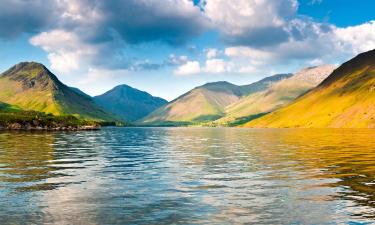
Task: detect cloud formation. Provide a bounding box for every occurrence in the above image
[202,0,298,46]
[1,0,375,79]
[198,0,375,76]
[0,0,60,39]
[174,61,201,75]
[101,0,208,45]
[27,0,208,74]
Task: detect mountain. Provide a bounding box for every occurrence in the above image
[70,86,92,99]
[140,74,292,126]
[245,49,375,128]
[0,62,116,121]
[211,65,336,126]
[94,84,167,121]
[238,73,293,94]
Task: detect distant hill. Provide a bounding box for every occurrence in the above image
[70,86,92,99]
[139,74,291,126]
[245,49,375,128]
[0,62,116,121]
[94,84,167,121]
[211,65,336,126]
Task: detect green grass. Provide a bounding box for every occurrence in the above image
[0,102,21,112]
[0,110,100,129]
[0,62,120,123]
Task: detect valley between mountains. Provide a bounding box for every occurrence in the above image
[1,49,375,129]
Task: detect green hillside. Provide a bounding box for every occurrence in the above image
[210,65,335,126]
[245,49,375,128]
[0,62,116,122]
[139,74,291,126]
[0,102,21,112]
[0,101,99,130]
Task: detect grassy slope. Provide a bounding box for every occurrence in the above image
[0,102,22,112]
[140,82,243,125]
[210,66,335,126]
[0,101,98,128]
[212,82,312,126]
[0,62,117,122]
[245,49,375,128]
[140,75,292,126]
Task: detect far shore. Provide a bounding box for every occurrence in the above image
[0,123,101,131]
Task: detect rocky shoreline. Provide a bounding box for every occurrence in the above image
[0,123,101,131]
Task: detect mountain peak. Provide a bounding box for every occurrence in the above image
[245,49,375,128]
[102,84,150,98]
[4,62,49,75]
[1,62,59,89]
[94,84,167,121]
[320,48,375,87]
[0,62,116,121]
[15,61,45,68]
[290,64,336,85]
[201,81,234,87]
[112,84,132,90]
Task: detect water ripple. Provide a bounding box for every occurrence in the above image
[0,128,375,224]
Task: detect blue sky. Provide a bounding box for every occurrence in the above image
[0,0,374,101]
[298,0,375,26]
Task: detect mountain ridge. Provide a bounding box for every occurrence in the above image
[207,65,336,126]
[0,62,117,122]
[245,49,375,128]
[139,73,292,126]
[94,84,168,121]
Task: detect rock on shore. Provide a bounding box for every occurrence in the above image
[0,123,101,131]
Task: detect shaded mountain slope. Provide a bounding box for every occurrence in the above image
[94,84,167,121]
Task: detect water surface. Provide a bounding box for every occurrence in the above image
[0,128,375,224]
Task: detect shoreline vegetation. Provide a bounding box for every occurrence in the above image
[0,110,103,131]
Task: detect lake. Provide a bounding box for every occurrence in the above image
[0,127,374,224]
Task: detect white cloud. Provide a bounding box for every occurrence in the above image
[203,0,298,46]
[174,58,236,75]
[27,0,209,76]
[225,47,274,60]
[78,67,127,85]
[203,0,297,33]
[205,48,220,59]
[168,54,189,65]
[202,0,375,71]
[30,30,97,73]
[204,58,232,73]
[218,16,375,75]
[335,21,375,54]
[174,61,201,75]
[22,0,375,84]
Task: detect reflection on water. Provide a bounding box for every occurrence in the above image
[0,128,375,224]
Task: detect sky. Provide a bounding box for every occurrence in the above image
[0,0,374,101]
